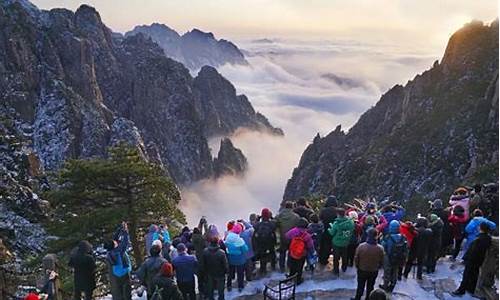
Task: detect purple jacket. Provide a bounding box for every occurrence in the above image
[285,227,315,254]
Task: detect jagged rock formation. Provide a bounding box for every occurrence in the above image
[213,138,248,177]
[0,1,280,186]
[126,23,248,70]
[284,20,499,203]
[194,66,284,137]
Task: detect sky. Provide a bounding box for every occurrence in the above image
[31,0,497,49]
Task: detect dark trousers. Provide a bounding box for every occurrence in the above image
[347,242,358,266]
[109,273,131,300]
[332,246,348,274]
[227,264,245,289]
[319,231,332,265]
[382,257,399,289]
[426,244,439,273]
[278,239,289,271]
[452,238,464,259]
[403,254,424,279]
[207,276,225,300]
[245,258,255,281]
[457,264,480,294]
[178,281,196,300]
[74,288,93,300]
[288,256,306,282]
[354,270,378,300]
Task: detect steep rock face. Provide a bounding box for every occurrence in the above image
[126,24,247,70]
[213,138,248,177]
[1,1,280,186]
[284,21,499,203]
[193,66,284,137]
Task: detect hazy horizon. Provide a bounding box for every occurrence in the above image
[31,1,497,50]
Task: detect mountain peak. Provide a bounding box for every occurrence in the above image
[185,28,215,39]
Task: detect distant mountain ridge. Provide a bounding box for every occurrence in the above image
[284,20,499,204]
[125,23,248,70]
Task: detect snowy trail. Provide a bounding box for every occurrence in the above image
[101,257,492,300]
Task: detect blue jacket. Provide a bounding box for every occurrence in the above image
[382,208,405,234]
[172,253,198,283]
[381,220,405,257]
[224,232,249,266]
[464,217,496,252]
[107,231,131,277]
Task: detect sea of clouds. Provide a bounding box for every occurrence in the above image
[180,38,440,229]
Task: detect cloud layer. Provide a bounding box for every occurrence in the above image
[180,38,439,229]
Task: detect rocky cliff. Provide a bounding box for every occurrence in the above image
[284,20,499,204]
[214,138,248,177]
[0,1,279,185]
[126,23,248,71]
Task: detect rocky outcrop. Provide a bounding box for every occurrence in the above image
[126,23,248,70]
[193,66,284,137]
[214,138,248,177]
[0,1,280,186]
[284,20,499,203]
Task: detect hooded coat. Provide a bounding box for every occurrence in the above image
[68,241,96,291]
[201,242,228,278]
[240,221,255,259]
[151,264,183,300]
[449,194,471,219]
[145,225,159,255]
[224,232,249,266]
[328,216,355,248]
[381,221,407,261]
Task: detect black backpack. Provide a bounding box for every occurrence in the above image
[254,221,275,248]
[389,235,408,265]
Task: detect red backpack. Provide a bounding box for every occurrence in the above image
[289,231,307,259]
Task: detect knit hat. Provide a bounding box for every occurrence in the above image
[231,223,243,235]
[261,208,272,220]
[348,211,359,220]
[473,209,483,217]
[416,217,428,228]
[152,239,162,249]
[430,214,439,222]
[207,224,220,240]
[227,220,235,231]
[432,199,443,209]
[160,262,174,277]
[176,243,187,253]
[365,215,375,225]
[325,195,338,207]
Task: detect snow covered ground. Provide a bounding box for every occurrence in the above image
[99,256,495,300]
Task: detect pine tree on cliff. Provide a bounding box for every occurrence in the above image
[48,144,185,264]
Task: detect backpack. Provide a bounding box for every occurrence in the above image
[289,232,307,259]
[255,222,274,248]
[388,236,408,265]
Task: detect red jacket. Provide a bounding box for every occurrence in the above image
[448,213,468,240]
[400,222,417,248]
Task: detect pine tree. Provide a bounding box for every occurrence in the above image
[48,144,185,264]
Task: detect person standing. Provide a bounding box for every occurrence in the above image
[452,222,492,296]
[239,220,255,281]
[172,243,198,300]
[448,206,468,260]
[68,241,96,300]
[275,203,300,272]
[463,209,496,255]
[201,237,228,300]
[318,195,339,266]
[225,223,248,292]
[285,218,315,285]
[253,208,278,273]
[404,217,432,280]
[347,211,362,267]
[104,222,132,300]
[137,240,167,299]
[426,214,443,273]
[293,198,314,220]
[351,228,384,300]
[328,209,355,275]
[380,221,407,292]
[150,262,183,300]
